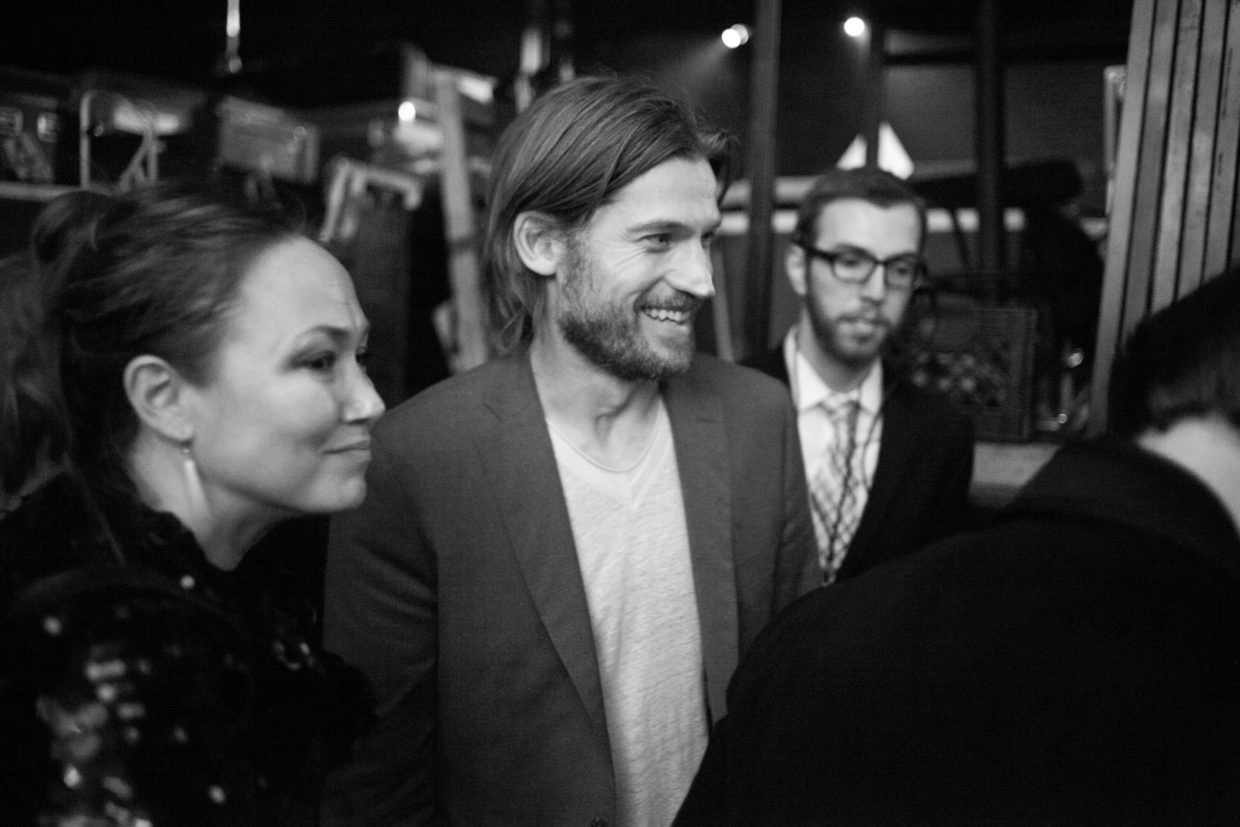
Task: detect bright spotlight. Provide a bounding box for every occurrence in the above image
[844,16,867,38]
[398,100,417,123]
[722,24,750,49]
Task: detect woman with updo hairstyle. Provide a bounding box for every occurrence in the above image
[0,181,386,824]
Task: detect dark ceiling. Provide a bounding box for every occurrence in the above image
[6,0,1134,107]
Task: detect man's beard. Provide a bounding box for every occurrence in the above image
[806,305,890,370]
[803,275,902,370]
[556,238,699,382]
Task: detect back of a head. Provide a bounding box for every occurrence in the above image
[483,75,734,351]
[0,181,302,503]
[1107,267,1240,439]
[794,166,928,249]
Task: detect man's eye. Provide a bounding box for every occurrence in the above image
[888,258,921,278]
[645,233,672,247]
[834,253,870,269]
[356,348,372,372]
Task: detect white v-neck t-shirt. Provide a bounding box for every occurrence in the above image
[548,400,708,826]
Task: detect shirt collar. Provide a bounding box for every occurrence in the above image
[784,326,884,415]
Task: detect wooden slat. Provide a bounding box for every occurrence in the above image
[1150,0,1200,308]
[1204,1,1240,275]
[1091,0,1157,431]
[1223,3,1240,275]
[1151,0,1203,311]
[1177,0,1229,290]
[435,70,490,372]
[741,0,783,360]
[1122,0,1181,337]
[1093,0,1240,434]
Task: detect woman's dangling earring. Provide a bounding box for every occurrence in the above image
[181,442,209,517]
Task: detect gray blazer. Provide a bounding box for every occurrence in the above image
[322,351,817,827]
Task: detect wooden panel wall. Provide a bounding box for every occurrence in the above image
[1091,0,1240,431]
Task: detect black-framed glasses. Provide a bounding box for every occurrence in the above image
[795,241,927,289]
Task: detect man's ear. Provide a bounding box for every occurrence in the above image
[123,355,195,443]
[513,211,566,277]
[785,243,808,298]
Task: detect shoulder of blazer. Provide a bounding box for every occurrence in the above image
[674,353,795,419]
[373,352,539,441]
[883,371,974,440]
[739,345,790,386]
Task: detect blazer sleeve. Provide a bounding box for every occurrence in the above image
[321,427,437,826]
[776,394,822,605]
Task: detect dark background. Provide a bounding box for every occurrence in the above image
[6,0,1133,199]
[3,0,1134,416]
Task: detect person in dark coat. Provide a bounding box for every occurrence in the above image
[677,266,1240,825]
[745,167,973,584]
[0,182,385,825]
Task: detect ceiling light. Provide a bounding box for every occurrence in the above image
[844,17,867,38]
[722,24,750,49]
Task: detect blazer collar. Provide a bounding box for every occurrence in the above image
[475,354,608,737]
[663,366,738,722]
[471,354,741,727]
[838,377,917,575]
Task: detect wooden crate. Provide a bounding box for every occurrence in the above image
[909,304,1038,442]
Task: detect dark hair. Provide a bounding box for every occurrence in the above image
[483,75,734,352]
[792,166,928,251]
[0,181,301,505]
[1107,267,1240,439]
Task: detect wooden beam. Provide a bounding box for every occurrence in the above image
[1091,0,1155,433]
[1210,3,1240,276]
[1151,0,1202,310]
[1091,0,1240,433]
[1177,0,1227,291]
[741,0,783,359]
[436,70,490,372]
[1121,0,1179,337]
[861,21,885,168]
[974,0,1006,272]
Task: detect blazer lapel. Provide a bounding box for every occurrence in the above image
[664,367,738,723]
[473,355,608,739]
[845,381,917,574]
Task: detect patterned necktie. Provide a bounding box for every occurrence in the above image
[808,396,862,584]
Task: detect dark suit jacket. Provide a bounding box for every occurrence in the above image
[745,345,974,580]
[322,351,818,827]
[676,437,1240,824]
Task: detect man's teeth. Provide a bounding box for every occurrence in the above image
[644,307,690,323]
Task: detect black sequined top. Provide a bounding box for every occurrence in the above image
[0,475,374,826]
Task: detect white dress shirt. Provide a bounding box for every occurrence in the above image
[783,328,884,519]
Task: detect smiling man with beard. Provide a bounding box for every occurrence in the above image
[321,76,818,827]
[745,167,975,584]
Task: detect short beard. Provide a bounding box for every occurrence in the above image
[557,236,697,382]
[805,303,888,370]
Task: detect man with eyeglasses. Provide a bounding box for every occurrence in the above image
[745,166,974,584]
[678,264,1240,826]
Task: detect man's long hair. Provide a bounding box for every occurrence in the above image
[483,75,734,353]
